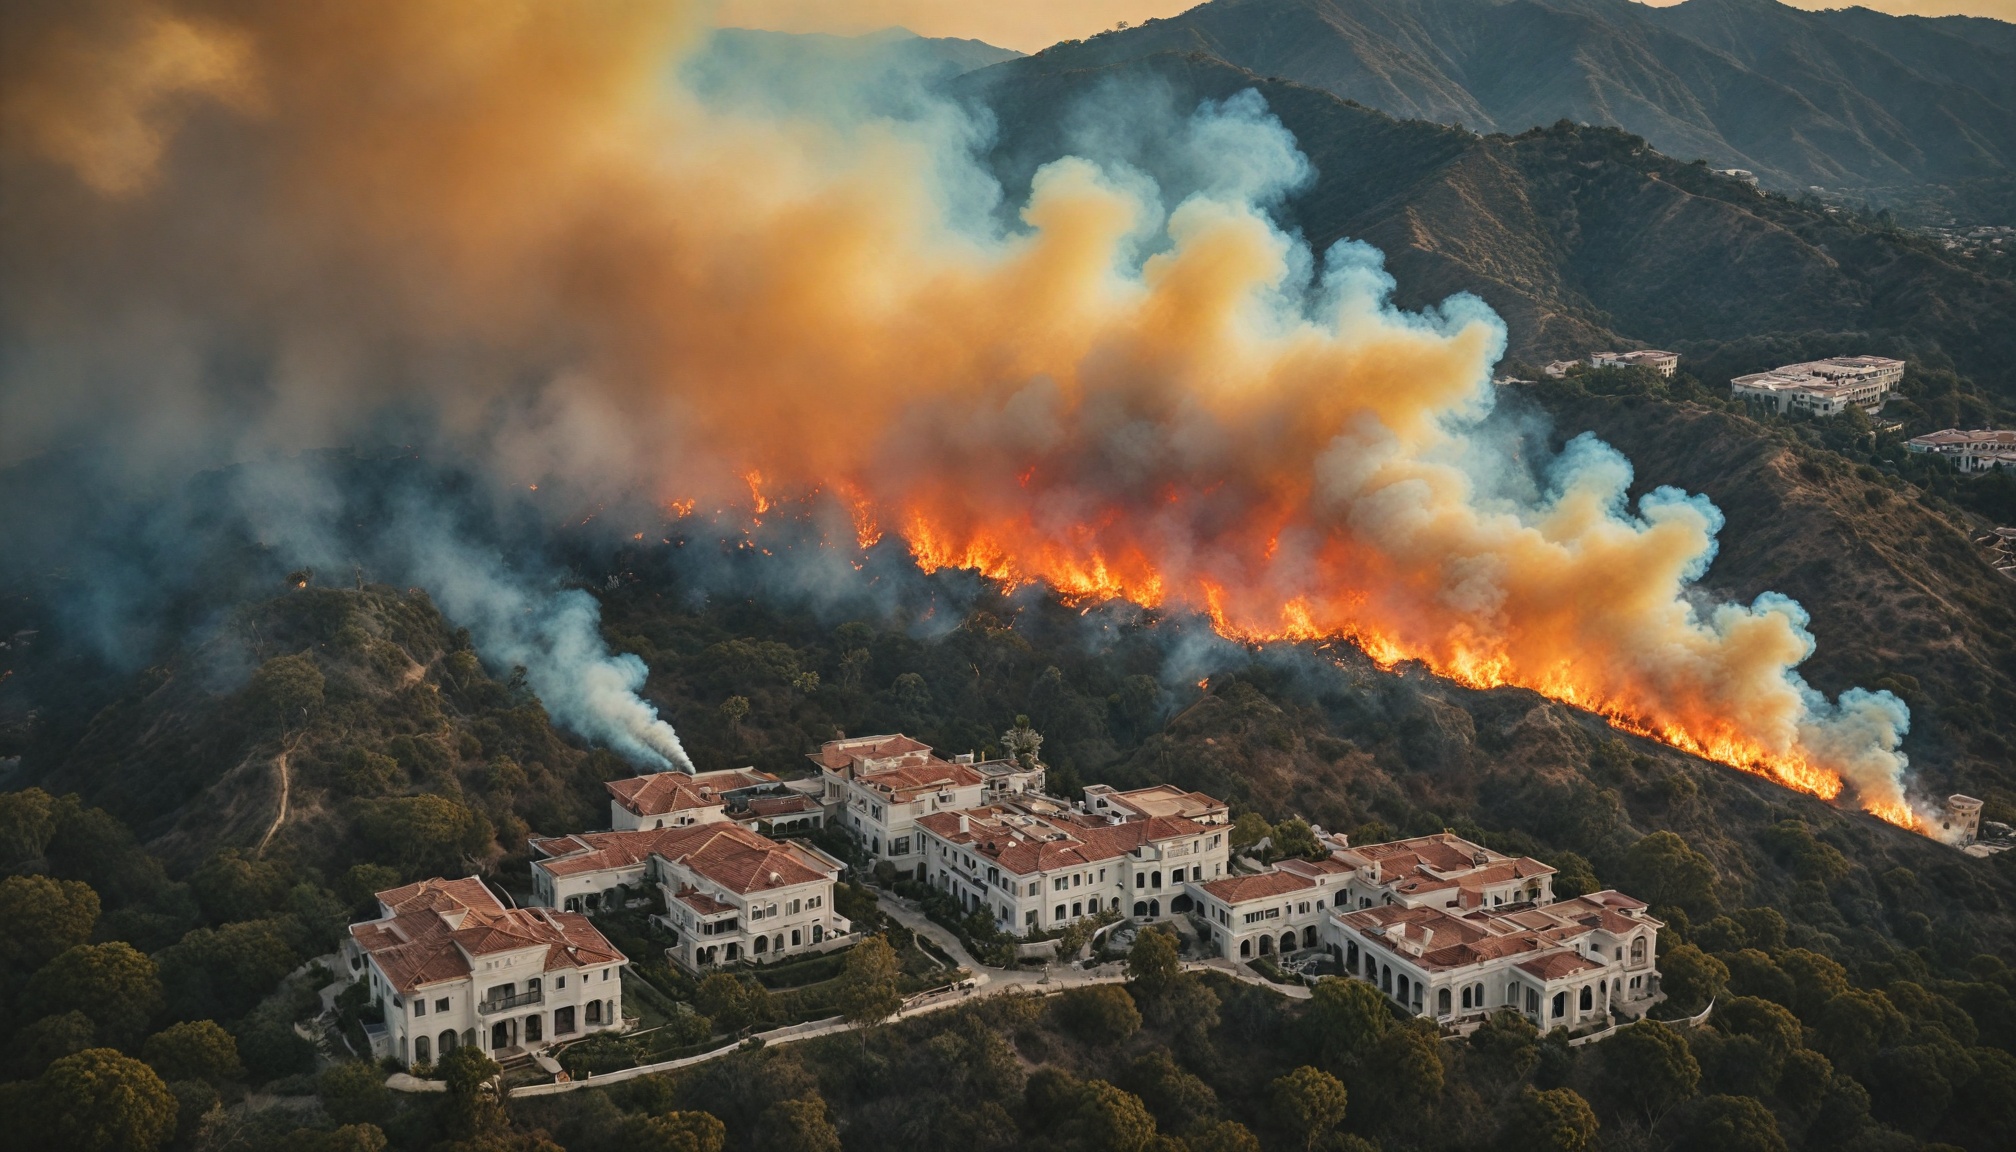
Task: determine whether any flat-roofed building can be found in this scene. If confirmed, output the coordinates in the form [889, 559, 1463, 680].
[1083, 783, 1230, 826]
[1589, 350, 1679, 377]
[1731, 355, 1905, 416]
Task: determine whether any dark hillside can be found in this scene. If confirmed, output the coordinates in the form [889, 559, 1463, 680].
[1020, 0, 2016, 212]
[963, 50, 2016, 397]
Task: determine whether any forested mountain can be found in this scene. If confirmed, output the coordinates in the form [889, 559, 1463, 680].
[961, 49, 2016, 397]
[1022, 0, 2016, 213]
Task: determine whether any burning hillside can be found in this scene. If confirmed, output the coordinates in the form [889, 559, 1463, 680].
[0, 0, 1924, 828]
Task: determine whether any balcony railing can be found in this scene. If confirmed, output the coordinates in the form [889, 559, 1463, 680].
[477, 989, 543, 1015]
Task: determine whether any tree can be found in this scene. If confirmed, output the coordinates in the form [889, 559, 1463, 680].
[1597, 1019, 1699, 1123]
[1185, 1120, 1262, 1152]
[834, 934, 903, 1029]
[0, 787, 57, 865]
[1676, 1095, 1785, 1152]
[318, 1059, 395, 1127]
[0, 874, 100, 975]
[156, 919, 299, 1021]
[1775, 949, 1848, 1020]
[36, 1048, 179, 1152]
[1058, 984, 1142, 1045]
[1546, 852, 1600, 900]
[1122, 1048, 1218, 1132]
[1269, 1066, 1348, 1151]
[1709, 997, 1803, 1095]
[437, 1045, 503, 1137]
[1810, 989, 1906, 1073]
[356, 795, 492, 875]
[1655, 942, 1727, 1015]
[1002, 715, 1044, 767]
[695, 973, 772, 1033]
[6, 1011, 98, 1081]
[1230, 813, 1273, 857]
[189, 849, 289, 923]
[1468, 1008, 1541, 1079]
[1500, 1086, 1600, 1152]
[1271, 819, 1325, 861]
[719, 696, 751, 745]
[23, 941, 163, 1047]
[754, 1097, 841, 1152]
[143, 1020, 243, 1086]
[1305, 977, 1390, 1070]
[244, 653, 325, 732]
[290, 1125, 389, 1152]
[1127, 927, 1181, 999]
[1621, 832, 1719, 919]
[1355, 1025, 1445, 1125]
[628, 1110, 727, 1152]
[1076, 1080, 1158, 1152]
[1721, 949, 1795, 1006]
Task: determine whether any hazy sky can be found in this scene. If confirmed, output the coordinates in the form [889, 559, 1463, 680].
[717, 0, 2014, 52]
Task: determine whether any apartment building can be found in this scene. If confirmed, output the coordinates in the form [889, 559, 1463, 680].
[343, 877, 628, 1067]
[914, 785, 1231, 934]
[1731, 355, 1906, 416]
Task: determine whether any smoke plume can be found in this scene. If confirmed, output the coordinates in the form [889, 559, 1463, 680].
[0, 1, 1921, 822]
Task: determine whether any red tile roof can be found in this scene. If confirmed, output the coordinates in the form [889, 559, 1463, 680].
[350, 877, 624, 994]
[1198, 871, 1317, 904]
[917, 806, 1210, 876]
[535, 823, 838, 895]
[807, 734, 931, 770]
[606, 767, 776, 816]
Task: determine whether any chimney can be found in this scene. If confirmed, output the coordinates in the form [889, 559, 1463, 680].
[957, 814, 970, 834]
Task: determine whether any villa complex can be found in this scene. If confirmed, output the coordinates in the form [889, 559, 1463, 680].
[343, 732, 1668, 1069]
[1730, 355, 1905, 416]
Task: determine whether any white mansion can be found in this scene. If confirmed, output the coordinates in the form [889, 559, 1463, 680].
[810, 734, 1045, 879]
[1730, 355, 1905, 416]
[343, 877, 629, 1066]
[1193, 831, 1663, 1031]
[528, 822, 852, 970]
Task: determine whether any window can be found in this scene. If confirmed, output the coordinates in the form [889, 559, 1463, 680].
[1027, 881, 1040, 896]
[788, 899, 801, 915]
[414, 999, 427, 1016]
[1441, 988, 1454, 1014]
[436, 997, 451, 1011]
[1136, 874, 1146, 889]
[808, 896, 821, 908]
[586, 1000, 602, 1024]
[1098, 869, 1106, 883]
[1055, 905, 1066, 922]
[892, 837, 910, 856]
[1630, 937, 1646, 964]
[1026, 911, 1038, 927]
[1578, 986, 1592, 1011]
[1054, 877, 1068, 892]
[1460, 987, 1471, 1010]
[602, 968, 611, 981]
[1072, 874, 1081, 888]
[1072, 901, 1083, 917]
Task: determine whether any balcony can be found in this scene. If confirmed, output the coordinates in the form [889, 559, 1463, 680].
[478, 988, 544, 1015]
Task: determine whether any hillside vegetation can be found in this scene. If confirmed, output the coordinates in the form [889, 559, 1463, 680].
[964, 50, 2016, 397]
[1020, 0, 2016, 212]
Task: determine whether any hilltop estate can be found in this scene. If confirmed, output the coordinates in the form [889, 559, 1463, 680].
[1729, 355, 1906, 416]
[342, 734, 1669, 1068]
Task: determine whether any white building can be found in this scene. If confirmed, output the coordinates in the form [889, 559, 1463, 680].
[1731, 355, 1905, 416]
[605, 767, 778, 830]
[809, 735, 998, 877]
[343, 877, 628, 1068]
[526, 822, 850, 971]
[914, 785, 1231, 935]
[1185, 831, 1659, 1031]
[1905, 428, 2016, 473]
[1332, 891, 1662, 1029]
[1589, 350, 1680, 378]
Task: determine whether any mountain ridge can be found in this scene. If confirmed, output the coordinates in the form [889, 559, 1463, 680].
[1020, 0, 2016, 210]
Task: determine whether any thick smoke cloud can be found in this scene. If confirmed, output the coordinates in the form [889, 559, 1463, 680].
[0, 1, 1921, 821]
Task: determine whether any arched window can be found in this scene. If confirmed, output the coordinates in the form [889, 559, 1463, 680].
[1579, 985, 1593, 1011]
[1280, 932, 1297, 953]
[1461, 986, 1472, 1009]
[1442, 988, 1455, 1014]
[1240, 938, 1252, 958]
[1552, 991, 1566, 1018]
[440, 1029, 460, 1054]
[415, 1035, 431, 1065]
[586, 1000, 602, 1025]
[1631, 936, 1646, 964]
[754, 935, 768, 954]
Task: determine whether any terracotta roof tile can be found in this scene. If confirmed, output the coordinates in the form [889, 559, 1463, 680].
[351, 877, 625, 994]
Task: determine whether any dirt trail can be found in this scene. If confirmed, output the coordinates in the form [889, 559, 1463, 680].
[256, 735, 302, 857]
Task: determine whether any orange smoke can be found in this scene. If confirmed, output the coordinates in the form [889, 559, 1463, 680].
[1, 0, 1921, 830]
